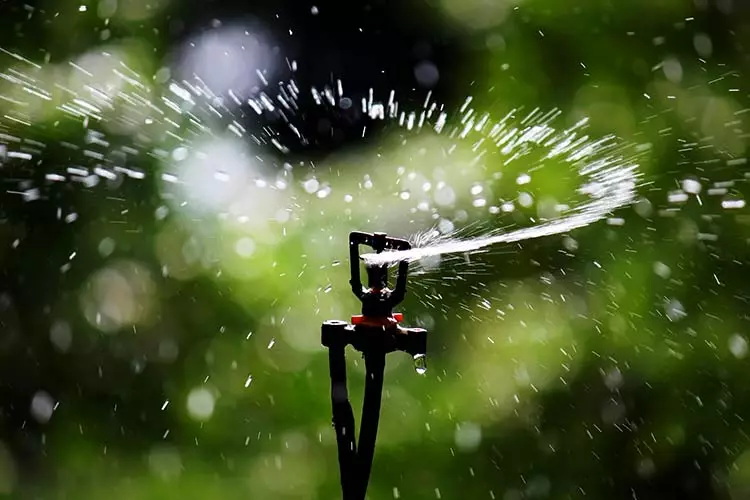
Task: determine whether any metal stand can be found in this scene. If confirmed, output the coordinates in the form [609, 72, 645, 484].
[322, 320, 427, 500]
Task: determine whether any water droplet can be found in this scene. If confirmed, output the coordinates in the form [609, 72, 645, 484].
[722, 198, 745, 209]
[186, 387, 215, 422]
[212, 170, 229, 182]
[653, 261, 671, 279]
[693, 33, 713, 58]
[634, 197, 653, 218]
[98, 237, 115, 257]
[518, 192, 534, 208]
[158, 340, 179, 363]
[414, 61, 439, 88]
[562, 236, 578, 252]
[682, 178, 702, 194]
[413, 354, 427, 375]
[454, 421, 482, 452]
[235, 237, 255, 258]
[148, 445, 182, 480]
[303, 178, 319, 193]
[437, 218, 454, 234]
[30, 392, 56, 424]
[275, 209, 290, 223]
[172, 147, 188, 162]
[50, 320, 72, 353]
[668, 191, 688, 203]
[729, 334, 748, 359]
[664, 298, 687, 322]
[419, 255, 441, 271]
[516, 173, 531, 185]
[155, 205, 169, 220]
[603, 367, 623, 390]
[244, 375, 253, 388]
[662, 57, 683, 83]
[433, 183, 456, 206]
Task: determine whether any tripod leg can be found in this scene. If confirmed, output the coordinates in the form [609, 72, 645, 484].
[356, 351, 386, 499]
[328, 346, 358, 498]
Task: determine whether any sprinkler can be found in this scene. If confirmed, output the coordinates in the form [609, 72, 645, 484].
[322, 231, 428, 500]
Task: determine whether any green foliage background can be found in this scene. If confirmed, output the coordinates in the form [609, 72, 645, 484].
[1, 0, 750, 498]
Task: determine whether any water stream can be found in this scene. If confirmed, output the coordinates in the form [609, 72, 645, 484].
[362, 122, 643, 266]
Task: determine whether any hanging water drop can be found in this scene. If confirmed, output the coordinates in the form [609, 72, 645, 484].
[413, 353, 427, 374]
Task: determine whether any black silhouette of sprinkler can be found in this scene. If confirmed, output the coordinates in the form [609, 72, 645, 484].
[322, 231, 428, 500]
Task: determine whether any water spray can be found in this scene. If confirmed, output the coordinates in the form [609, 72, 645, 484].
[322, 231, 427, 500]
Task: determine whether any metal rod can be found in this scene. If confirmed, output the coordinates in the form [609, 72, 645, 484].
[356, 351, 386, 499]
[328, 345, 358, 498]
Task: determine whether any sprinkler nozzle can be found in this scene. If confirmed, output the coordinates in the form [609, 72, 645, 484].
[365, 263, 388, 289]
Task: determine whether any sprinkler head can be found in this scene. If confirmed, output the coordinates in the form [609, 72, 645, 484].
[324, 231, 427, 499]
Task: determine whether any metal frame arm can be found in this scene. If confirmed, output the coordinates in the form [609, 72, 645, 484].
[388, 238, 411, 305]
[349, 232, 372, 298]
[385, 236, 410, 251]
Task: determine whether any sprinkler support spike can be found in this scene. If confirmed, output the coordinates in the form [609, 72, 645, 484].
[323, 231, 428, 500]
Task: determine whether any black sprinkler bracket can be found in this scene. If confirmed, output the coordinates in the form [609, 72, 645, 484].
[321, 231, 428, 500]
